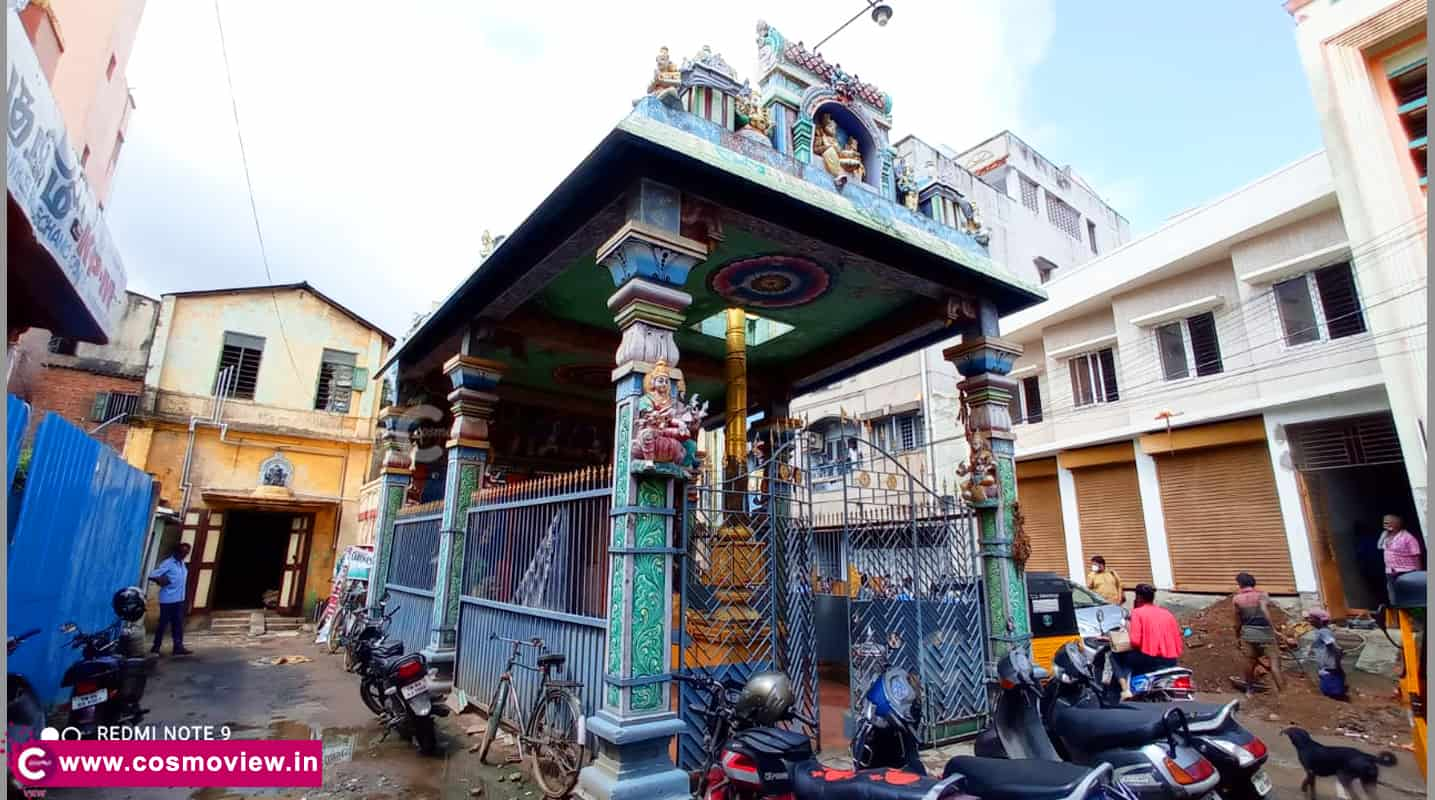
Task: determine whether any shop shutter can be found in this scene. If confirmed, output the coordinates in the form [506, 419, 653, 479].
[1072, 462, 1150, 585]
[1156, 442, 1295, 593]
[1018, 474, 1067, 574]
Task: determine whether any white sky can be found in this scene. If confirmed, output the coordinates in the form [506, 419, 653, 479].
[107, 0, 1056, 338]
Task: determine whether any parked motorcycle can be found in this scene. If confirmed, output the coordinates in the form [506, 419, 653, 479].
[354, 606, 404, 716]
[974, 646, 1221, 799]
[59, 587, 151, 737]
[8, 628, 45, 743]
[677, 661, 1131, 800]
[1060, 641, 1271, 799]
[346, 595, 397, 675]
[375, 649, 446, 755]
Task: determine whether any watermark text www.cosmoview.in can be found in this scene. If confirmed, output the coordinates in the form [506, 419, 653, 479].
[9, 739, 323, 789]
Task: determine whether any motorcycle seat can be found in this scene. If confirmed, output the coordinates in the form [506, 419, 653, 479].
[1051, 704, 1172, 750]
[1125, 700, 1230, 727]
[791, 764, 951, 800]
[942, 756, 1093, 800]
[732, 726, 813, 760]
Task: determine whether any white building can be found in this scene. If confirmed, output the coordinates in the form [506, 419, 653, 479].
[1286, 0, 1428, 529]
[1003, 152, 1419, 614]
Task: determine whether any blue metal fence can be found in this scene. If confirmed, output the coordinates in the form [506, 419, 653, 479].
[455, 467, 611, 727]
[385, 513, 442, 653]
[7, 411, 155, 707]
[7, 394, 29, 488]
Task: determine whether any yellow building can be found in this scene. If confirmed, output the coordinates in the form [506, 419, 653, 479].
[123, 283, 392, 617]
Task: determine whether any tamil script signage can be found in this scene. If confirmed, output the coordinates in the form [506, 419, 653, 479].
[7, 10, 126, 340]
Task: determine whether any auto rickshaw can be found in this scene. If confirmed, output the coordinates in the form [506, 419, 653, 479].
[1377, 570, 1426, 778]
[1027, 572, 1081, 670]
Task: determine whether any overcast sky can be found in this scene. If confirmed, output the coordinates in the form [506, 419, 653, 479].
[105, 1, 1320, 338]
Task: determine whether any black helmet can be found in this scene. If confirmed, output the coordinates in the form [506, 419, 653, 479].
[736, 671, 796, 725]
[113, 586, 146, 622]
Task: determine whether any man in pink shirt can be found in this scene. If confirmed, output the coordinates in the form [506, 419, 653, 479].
[1379, 514, 1423, 604]
[1115, 584, 1183, 687]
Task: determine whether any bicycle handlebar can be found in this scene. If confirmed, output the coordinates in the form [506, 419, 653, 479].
[488, 633, 545, 649]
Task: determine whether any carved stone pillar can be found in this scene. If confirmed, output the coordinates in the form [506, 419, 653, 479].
[578, 179, 706, 800]
[423, 355, 503, 695]
[944, 322, 1030, 661]
[369, 406, 413, 611]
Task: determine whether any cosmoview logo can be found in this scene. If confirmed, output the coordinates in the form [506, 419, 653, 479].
[14, 745, 53, 782]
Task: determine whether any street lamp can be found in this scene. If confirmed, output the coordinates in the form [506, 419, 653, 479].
[813, 1, 894, 52]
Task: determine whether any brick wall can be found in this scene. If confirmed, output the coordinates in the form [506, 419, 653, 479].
[24, 365, 143, 451]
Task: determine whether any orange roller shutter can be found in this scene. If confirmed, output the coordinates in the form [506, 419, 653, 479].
[1018, 473, 1068, 574]
[1072, 462, 1152, 586]
[1156, 442, 1296, 593]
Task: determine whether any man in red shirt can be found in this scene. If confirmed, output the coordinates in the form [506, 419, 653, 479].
[1116, 583, 1183, 685]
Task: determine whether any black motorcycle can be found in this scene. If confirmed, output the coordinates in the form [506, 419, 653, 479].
[59, 620, 149, 736]
[975, 644, 1222, 800]
[1060, 640, 1272, 799]
[375, 650, 446, 755]
[677, 661, 1128, 800]
[346, 596, 397, 676]
[8, 629, 44, 744]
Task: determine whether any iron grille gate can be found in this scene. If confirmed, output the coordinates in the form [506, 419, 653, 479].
[825, 435, 988, 745]
[676, 433, 817, 769]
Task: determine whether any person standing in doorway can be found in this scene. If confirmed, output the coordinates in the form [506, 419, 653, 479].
[1378, 514, 1423, 605]
[1087, 555, 1124, 606]
[148, 542, 193, 656]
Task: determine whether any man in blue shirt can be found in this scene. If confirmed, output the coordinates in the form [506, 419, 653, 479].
[148, 542, 193, 655]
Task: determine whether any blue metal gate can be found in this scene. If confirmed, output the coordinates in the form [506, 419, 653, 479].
[385, 512, 440, 653]
[7, 410, 156, 707]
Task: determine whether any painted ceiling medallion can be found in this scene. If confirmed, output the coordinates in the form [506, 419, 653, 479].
[709, 255, 831, 308]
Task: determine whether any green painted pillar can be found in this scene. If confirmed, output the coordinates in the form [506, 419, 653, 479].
[424, 354, 503, 696]
[578, 179, 708, 800]
[368, 406, 412, 612]
[944, 333, 1031, 661]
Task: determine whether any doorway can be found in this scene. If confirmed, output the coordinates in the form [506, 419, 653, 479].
[212, 510, 293, 610]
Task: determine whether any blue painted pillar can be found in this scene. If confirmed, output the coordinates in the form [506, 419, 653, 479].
[943, 304, 1030, 661]
[577, 179, 708, 800]
[424, 355, 503, 695]
[369, 406, 413, 611]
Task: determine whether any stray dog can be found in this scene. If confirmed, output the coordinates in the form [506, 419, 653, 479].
[1283, 726, 1398, 798]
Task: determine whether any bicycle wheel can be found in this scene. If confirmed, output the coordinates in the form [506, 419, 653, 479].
[476, 682, 510, 766]
[525, 689, 584, 799]
[326, 609, 345, 654]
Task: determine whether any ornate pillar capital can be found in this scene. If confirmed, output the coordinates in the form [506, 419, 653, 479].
[942, 335, 1023, 379]
[378, 406, 414, 474]
[443, 356, 503, 449]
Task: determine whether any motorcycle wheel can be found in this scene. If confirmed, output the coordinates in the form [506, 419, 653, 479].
[360, 677, 385, 716]
[411, 715, 437, 756]
[7, 685, 44, 744]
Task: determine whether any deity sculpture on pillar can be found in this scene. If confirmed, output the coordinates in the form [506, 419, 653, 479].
[630, 360, 708, 477]
[897, 160, 919, 211]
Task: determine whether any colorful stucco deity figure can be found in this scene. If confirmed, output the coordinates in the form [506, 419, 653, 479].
[897, 160, 919, 211]
[648, 46, 681, 95]
[630, 360, 708, 477]
[735, 85, 771, 138]
[813, 114, 863, 186]
[955, 194, 991, 246]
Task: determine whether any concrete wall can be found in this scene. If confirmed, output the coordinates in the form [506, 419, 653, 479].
[1288, 0, 1428, 525]
[44, 0, 145, 204]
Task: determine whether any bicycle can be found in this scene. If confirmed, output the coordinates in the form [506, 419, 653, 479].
[475, 634, 585, 798]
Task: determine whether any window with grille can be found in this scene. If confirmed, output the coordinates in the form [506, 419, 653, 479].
[1068, 348, 1119, 407]
[47, 336, 77, 355]
[1046, 194, 1082, 239]
[1274, 262, 1365, 346]
[1157, 311, 1223, 381]
[1010, 375, 1043, 424]
[873, 413, 924, 452]
[1388, 56, 1427, 187]
[90, 391, 139, 422]
[1019, 175, 1040, 211]
[314, 349, 358, 413]
[214, 332, 265, 400]
[1088, 220, 1099, 254]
